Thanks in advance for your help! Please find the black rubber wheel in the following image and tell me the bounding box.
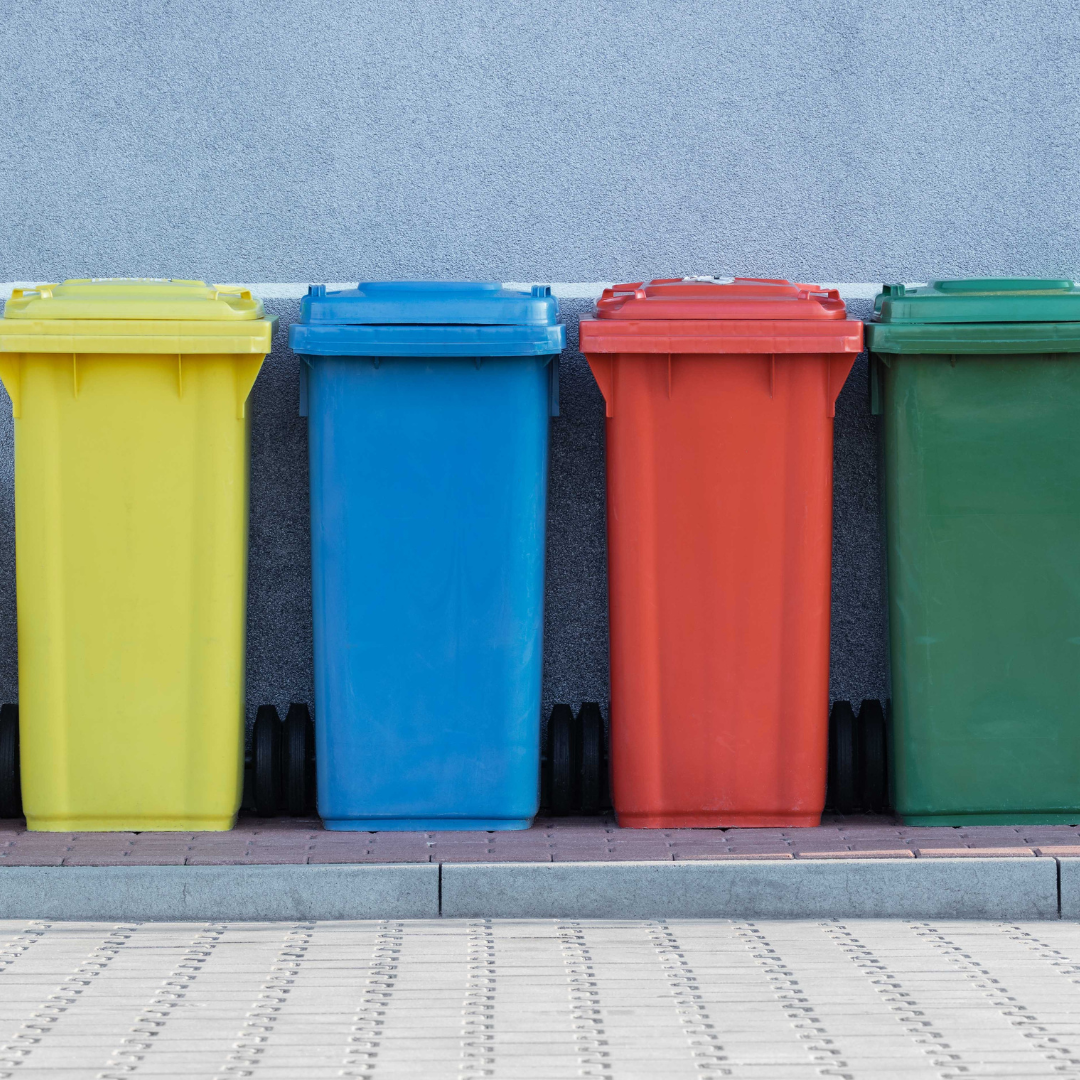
[282,703,313,817]
[858,699,888,814]
[0,704,20,819]
[884,697,894,813]
[548,704,577,816]
[302,704,318,813]
[827,700,858,814]
[253,705,282,817]
[577,702,606,814]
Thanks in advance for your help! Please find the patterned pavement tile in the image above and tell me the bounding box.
[0,919,1073,1078]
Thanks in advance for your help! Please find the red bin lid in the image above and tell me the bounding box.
[594,277,848,320]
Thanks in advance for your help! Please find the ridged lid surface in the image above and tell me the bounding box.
[299,282,560,326]
[594,278,848,320]
[875,279,1080,324]
[4,279,264,320]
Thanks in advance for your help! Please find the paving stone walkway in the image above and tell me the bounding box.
[0,814,1077,866]
[0,918,1077,1077]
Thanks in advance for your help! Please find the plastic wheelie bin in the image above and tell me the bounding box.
[0,279,273,831]
[868,278,1080,825]
[579,278,862,827]
[289,282,564,830]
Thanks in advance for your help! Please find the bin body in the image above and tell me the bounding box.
[869,278,1080,825]
[290,282,564,830]
[580,279,861,827]
[0,279,271,830]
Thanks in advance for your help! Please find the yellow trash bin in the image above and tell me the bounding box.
[0,279,274,831]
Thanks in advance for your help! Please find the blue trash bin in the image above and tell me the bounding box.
[289,282,565,830]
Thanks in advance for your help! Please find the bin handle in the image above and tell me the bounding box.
[797,286,842,303]
[8,285,59,302]
[600,282,646,304]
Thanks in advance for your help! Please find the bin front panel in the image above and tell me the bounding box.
[883,353,1080,823]
[594,350,840,827]
[15,352,254,831]
[308,355,550,828]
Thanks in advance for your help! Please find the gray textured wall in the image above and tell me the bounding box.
[2,0,1077,281]
[1,0,1075,720]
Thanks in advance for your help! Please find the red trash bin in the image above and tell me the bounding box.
[579,278,862,827]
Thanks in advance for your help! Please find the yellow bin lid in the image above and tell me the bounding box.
[0,279,275,353]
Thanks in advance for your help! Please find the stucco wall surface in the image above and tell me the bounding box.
[1,0,1077,280]
[0,0,1076,724]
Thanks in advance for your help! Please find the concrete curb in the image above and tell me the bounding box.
[0,865,439,921]
[0,858,1066,920]
[442,859,1061,920]
[1054,857,1080,918]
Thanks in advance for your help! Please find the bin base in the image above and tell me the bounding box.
[615,811,822,829]
[322,817,534,832]
[25,814,238,832]
[902,811,1080,826]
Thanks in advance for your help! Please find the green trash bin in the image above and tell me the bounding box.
[869,279,1080,825]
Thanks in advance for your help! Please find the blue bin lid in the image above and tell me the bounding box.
[289,282,565,357]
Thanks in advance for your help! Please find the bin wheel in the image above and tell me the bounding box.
[858,699,888,814]
[578,702,607,814]
[0,705,20,820]
[827,700,858,814]
[885,698,893,811]
[548,705,577,816]
[253,705,282,818]
[283,703,314,817]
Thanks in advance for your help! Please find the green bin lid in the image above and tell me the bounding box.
[868,279,1080,354]
[875,279,1080,323]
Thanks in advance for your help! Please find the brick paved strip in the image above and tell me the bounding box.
[434,848,553,862]
[915,847,1037,857]
[0,816,1079,868]
[307,850,431,864]
[796,849,917,859]
[673,851,793,860]
[6,816,1080,876]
